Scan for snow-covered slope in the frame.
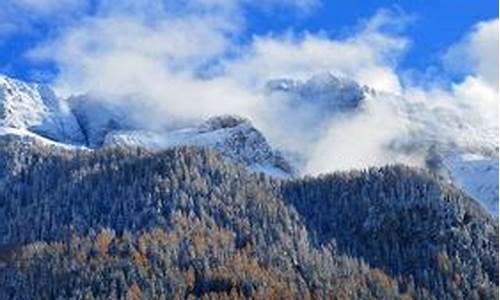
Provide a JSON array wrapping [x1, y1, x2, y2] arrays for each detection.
[[0, 127, 87, 150], [103, 115, 294, 177], [443, 153, 498, 216], [0, 75, 85, 144]]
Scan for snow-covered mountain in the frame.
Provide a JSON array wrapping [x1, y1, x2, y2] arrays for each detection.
[[266, 72, 369, 119], [265, 72, 498, 215], [103, 115, 294, 177], [0, 75, 85, 144], [0, 73, 497, 214], [0, 74, 293, 177]]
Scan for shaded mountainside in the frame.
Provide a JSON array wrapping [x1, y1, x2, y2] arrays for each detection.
[[0, 138, 497, 299]]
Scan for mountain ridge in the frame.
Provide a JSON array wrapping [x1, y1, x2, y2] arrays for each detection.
[[0, 73, 497, 215]]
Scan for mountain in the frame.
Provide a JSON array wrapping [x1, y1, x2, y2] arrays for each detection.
[[0, 74, 85, 144], [0, 139, 497, 299], [103, 115, 293, 177], [0, 73, 497, 214], [0, 75, 293, 177], [266, 72, 369, 114], [266, 72, 499, 216]]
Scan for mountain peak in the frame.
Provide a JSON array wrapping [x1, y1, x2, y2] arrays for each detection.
[[266, 72, 367, 114], [0, 74, 85, 144], [198, 115, 250, 133]]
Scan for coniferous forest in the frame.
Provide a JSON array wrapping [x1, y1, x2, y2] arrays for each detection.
[[0, 137, 497, 299]]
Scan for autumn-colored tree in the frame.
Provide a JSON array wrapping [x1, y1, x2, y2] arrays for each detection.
[[96, 229, 114, 257], [126, 282, 143, 300]]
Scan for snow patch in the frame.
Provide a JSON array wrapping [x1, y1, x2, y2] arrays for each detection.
[[443, 153, 498, 216]]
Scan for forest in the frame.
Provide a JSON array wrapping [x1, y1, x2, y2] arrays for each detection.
[[0, 136, 497, 299]]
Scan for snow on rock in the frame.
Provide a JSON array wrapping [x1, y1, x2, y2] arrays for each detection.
[[0, 74, 85, 144], [0, 127, 87, 150], [443, 153, 498, 217], [266, 72, 368, 114], [103, 115, 294, 177]]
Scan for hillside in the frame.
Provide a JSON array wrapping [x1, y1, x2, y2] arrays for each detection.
[[0, 138, 497, 299]]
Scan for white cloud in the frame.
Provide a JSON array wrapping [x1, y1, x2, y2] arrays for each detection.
[[407, 19, 499, 154], [26, 4, 498, 175], [224, 33, 405, 92], [305, 93, 416, 173], [31, 15, 233, 94], [224, 9, 410, 93], [444, 19, 499, 90]]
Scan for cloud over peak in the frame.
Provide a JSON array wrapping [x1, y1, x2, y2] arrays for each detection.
[[9, 2, 499, 174]]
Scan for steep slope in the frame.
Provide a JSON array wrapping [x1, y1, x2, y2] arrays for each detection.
[[443, 153, 499, 216], [0, 139, 497, 299], [0, 75, 85, 144], [283, 167, 498, 296]]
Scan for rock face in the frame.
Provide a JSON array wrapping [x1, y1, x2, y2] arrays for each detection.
[[68, 95, 131, 147], [0, 75, 85, 144], [266, 72, 368, 114]]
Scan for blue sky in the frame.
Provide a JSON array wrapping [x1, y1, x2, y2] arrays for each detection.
[[247, 0, 498, 72], [0, 0, 498, 84]]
